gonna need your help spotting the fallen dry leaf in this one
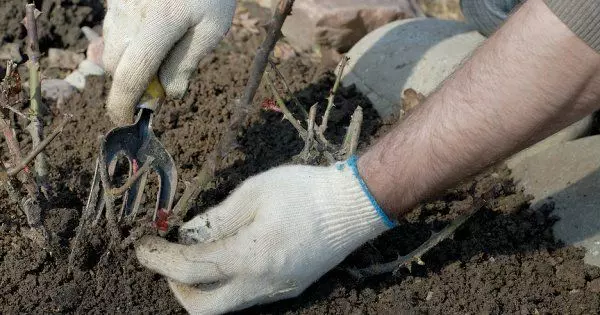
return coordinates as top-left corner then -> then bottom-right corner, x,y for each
402,88 -> 425,112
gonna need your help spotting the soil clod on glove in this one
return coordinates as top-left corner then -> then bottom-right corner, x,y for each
102,0 -> 236,125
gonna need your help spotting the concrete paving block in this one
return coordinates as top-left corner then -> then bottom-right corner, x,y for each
506,116 -> 593,169
340,18 -> 484,119
508,135 -> 600,267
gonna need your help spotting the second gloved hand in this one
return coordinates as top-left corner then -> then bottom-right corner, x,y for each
135,157 -> 396,314
103,0 -> 236,125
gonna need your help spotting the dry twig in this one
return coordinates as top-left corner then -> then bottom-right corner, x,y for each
264,74 -> 307,139
2,102 -> 28,120
107,157 -> 155,196
268,60 -> 308,119
347,213 -> 475,279
299,104 -> 317,162
318,56 -> 349,138
265,54 -> 356,164
7,115 -> 72,177
340,106 -> 363,159
0,112 -> 38,197
347,191 -> 492,279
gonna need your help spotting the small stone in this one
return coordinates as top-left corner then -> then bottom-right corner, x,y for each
64,70 -> 86,91
0,43 -> 22,62
587,278 -> 600,293
425,291 -> 433,301
86,38 -> 104,68
78,59 -> 104,76
273,42 -> 297,61
41,79 -> 75,101
48,48 -> 85,70
81,26 -> 101,41
82,27 -> 104,67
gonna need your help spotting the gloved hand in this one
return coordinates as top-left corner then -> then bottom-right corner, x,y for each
102,0 -> 236,125
135,157 -> 396,314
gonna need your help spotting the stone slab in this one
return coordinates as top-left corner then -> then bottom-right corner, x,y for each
273,0 -> 420,52
508,135 -> 600,267
340,18 -> 484,119
506,116 -> 593,168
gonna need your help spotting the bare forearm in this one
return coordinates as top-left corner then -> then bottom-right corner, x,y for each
359,0 -> 600,218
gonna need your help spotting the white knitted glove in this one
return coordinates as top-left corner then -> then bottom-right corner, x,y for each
102,0 -> 236,125
135,157 -> 396,314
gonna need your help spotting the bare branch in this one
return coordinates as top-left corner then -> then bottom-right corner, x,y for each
236,0 -> 295,112
299,104 -> 317,162
347,196 -> 489,279
209,0 -> 296,171
170,166 -> 212,225
319,55 -> 349,136
264,73 -> 307,139
0,111 -> 38,197
2,102 -> 29,120
7,115 -> 72,177
24,3 -> 49,188
107,157 -> 154,196
341,106 -> 363,159
98,147 -> 122,242
268,60 -> 309,119
170,0 -> 296,225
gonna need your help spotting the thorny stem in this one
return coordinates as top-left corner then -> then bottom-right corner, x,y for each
268,60 -> 309,120
341,106 -> 363,159
0,62 -> 38,197
319,56 -> 349,136
209,0 -> 296,172
347,212 -> 475,279
171,167 -> 211,224
2,102 -> 29,120
24,3 -> 49,190
98,153 -> 122,243
0,51 -> 49,247
170,0 -> 296,225
68,159 -> 102,273
264,74 -> 307,139
347,191 -> 493,279
299,104 -> 317,162
0,112 -> 38,197
236,0 -> 295,113
7,115 -> 72,177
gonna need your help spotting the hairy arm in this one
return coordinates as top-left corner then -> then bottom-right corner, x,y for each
359,0 -> 600,218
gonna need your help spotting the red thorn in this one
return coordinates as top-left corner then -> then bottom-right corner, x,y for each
261,98 -> 282,113
132,159 -> 139,174
153,208 -> 169,232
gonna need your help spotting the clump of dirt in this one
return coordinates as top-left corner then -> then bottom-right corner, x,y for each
0,2 -> 599,314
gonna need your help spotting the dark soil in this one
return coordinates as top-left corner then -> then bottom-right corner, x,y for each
1,1 -> 599,314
